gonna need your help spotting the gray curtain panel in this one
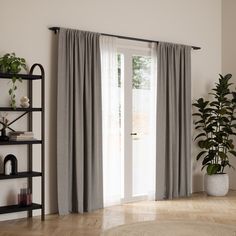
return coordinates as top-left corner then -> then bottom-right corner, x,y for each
57,28 -> 103,214
156,42 -> 191,200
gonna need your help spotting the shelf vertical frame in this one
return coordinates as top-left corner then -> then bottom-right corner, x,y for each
27,73 -> 33,218
29,64 -> 45,221
41,66 -> 45,221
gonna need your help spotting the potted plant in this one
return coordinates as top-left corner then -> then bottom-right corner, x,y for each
193,74 -> 236,196
0,53 -> 27,109
0,113 -> 9,141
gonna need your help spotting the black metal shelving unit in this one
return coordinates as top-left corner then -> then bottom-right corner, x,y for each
0,64 -> 45,221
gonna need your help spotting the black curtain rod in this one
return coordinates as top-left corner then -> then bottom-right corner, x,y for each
49,27 -> 201,50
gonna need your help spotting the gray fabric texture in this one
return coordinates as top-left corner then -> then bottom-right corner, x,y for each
57,28 -> 103,214
156,42 -> 191,200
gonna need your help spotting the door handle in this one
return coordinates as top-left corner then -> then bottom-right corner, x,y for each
130,133 -> 137,135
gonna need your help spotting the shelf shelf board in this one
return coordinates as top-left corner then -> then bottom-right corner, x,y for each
0,107 -> 42,112
0,140 -> 42,145
0,73 -> 42,80
0,203 -> 42,214
0,171 -> 42,180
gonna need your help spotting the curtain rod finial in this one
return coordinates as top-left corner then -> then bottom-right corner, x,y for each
192,46 -> 201,50
49,27 -> 60,34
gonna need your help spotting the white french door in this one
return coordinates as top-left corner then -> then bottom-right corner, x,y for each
102,39 -> 156,206
119,42 -> 156,203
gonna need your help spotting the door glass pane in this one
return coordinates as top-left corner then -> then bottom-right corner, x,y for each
132,55 -> 155,197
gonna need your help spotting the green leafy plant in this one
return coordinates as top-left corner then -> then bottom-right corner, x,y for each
0,53 -> 27,109
193,74 -> 236,175
0,113 -> 9,129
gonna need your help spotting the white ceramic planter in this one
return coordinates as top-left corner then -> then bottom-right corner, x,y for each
204,173 -> 229,196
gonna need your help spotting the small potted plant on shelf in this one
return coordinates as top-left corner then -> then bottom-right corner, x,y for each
0,113 -> 9,141
193,74 -> 236,196
0,53 -> 27,109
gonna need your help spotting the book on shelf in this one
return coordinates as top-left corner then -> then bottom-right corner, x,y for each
8,131 -> 35,141
10,136 -> 36,141
8,131 -> 34,136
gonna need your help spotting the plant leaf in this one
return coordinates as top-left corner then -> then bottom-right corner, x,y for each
229,150 -> 236,157
201,164 -> 209,171
12,77 -> 17,83
195,120 -> 204,125
202,155 -> 214,165
196,151 -> 207,160
198,140 -> 206,149
207,164 -> 221,175
194,133 -> 206,141
195,125 -> 204,130
192,113 -> 202,117
218,152 -> 228,160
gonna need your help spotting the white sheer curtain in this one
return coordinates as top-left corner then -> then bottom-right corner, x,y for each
148,42 -> 157,200
100,36 -> 122,206
132,43 -> 157,201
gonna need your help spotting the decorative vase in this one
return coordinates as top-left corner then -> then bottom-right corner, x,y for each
0,128 -> 9,141
4,154 -> 18,175
204,173 -> 229,196
20,96 -> 30,108
18,188 -> 32,206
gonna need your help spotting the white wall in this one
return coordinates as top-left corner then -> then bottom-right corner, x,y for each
222,0 -> 236,190
0,0 -> 222,220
